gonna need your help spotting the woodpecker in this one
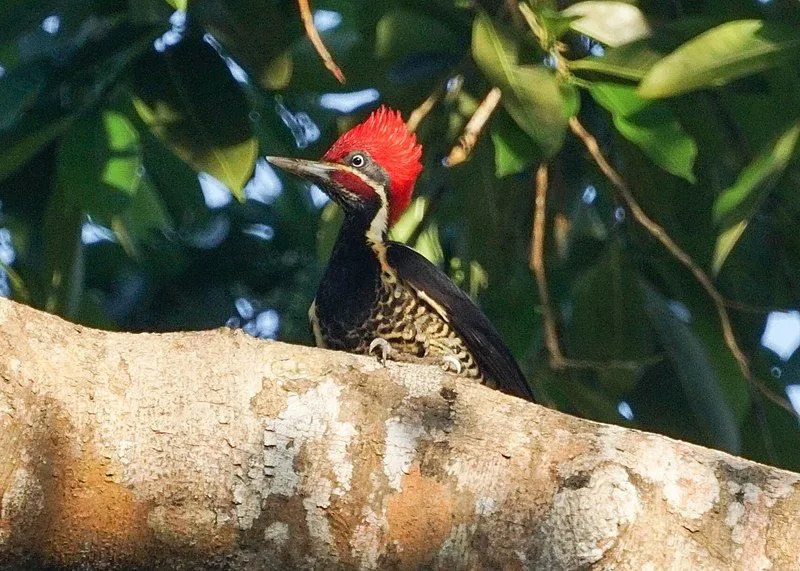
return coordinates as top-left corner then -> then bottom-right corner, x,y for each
267,106 -> 535,402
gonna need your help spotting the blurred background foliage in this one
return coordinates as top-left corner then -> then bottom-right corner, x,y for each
1,0 -> 799,469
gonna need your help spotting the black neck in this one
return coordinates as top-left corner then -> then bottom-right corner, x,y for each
315,208 -> 383,347
330,202 -> 384,256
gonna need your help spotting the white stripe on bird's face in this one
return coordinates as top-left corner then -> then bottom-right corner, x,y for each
365,183 -> 389,247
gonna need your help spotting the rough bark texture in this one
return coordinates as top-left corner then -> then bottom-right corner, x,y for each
0,297 -> 798,570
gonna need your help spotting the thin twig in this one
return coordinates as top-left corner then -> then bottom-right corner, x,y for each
568,116 -> 797,418
403,72 -> 466,244
529,164 -> 663,372
407,86 -> 444,133
723,298 -> 794,315
530,164 -> 565,368
444,87 -> 502,167
297,0 -> 345,84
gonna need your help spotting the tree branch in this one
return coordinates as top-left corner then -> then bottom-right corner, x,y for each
444,87 -> 502,167
568,117 -> 797,418
0,297 -> 798,569
529,164 -> 663,372
297,0 -> 345,84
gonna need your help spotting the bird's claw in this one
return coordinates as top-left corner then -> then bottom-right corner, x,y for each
441,354 -> 462,374
369,337 -> 392,366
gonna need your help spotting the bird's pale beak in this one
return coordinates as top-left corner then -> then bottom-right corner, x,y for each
265,156 -> 340,186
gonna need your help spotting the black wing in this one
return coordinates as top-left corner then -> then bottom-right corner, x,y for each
387,242 -> 535,402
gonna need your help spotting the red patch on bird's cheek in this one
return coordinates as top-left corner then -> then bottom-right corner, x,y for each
330,171 -> 377,200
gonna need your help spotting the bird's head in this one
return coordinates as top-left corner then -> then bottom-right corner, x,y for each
267,106 -> 423,239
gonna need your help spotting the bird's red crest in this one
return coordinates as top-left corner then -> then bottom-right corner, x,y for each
323,106 -> 423,224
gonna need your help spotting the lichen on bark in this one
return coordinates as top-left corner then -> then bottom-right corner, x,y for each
0,297 -> 798,569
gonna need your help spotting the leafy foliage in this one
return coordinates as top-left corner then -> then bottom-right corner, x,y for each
1,0 -> 799,470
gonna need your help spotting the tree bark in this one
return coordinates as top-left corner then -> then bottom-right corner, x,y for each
0,297 -> 798,570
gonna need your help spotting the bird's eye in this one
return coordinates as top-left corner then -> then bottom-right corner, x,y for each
349,154 -> 365,168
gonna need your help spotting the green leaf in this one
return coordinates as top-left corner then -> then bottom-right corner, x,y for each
569,242 -> 656,368
0,116 -> 73,182
43,109 -> 175,315
640,280 -> 741,453
568,19 -> 719,82
0,66 -> 45,131
104,112 -> 173,255
489,110 -> 539,177
102,111 -> 141,195
711,123 -> 800,275
0,0 -> 54,48
0,23 -> 156,183
569,40 -> 662,81
590,82 -> 698,182
471,12 -> 567,157
113,176 -> 173,258
139,131 -> 208,227
0,261 -> 29,301
375,8 -> 461,60
536,7 -> 580,41
693,312 -> 751,423
639,20 -> 800,99
45,122 -> 90,318
560,374 -> 630,424
130,36 -> 258,200
389,197 -> 444,266
711,222 -> 748,278
315,202 -> 342,263
742,349 -> 800,471
563,1 -> 650,47
191,0 -> 298,90
166,0 -> 188,11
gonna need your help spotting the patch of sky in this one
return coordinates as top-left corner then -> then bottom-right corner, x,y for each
154,11 -> 186,52
0,228 -> 15,265
0,225 -> 15,297
275,98 -> 320,149
81,219 -> 116,245
580,35 -> 605,57
667,300 -> 692,324
235,297 -> 254,320
0,272 -> 9,298
248,309 -> 280,339
41,14 -> 60,35
225,57 -> 249,84
582,185 -> 597,204
244,159 -> 283,204
313,10 -> 342,32
198,172 -> 233,208
786,385 -> 800,417
617,401 -> 634,420
201,33 -> 249,83
230,301 -> 280,339
319,89 -> 380,113
446,75 -> 463,94
242,223 -> 275,241
761,310 -> 800,361
309,185 -> 330,208
184,214 -> 230,249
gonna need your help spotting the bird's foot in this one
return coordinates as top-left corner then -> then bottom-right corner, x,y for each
369,337 -> 393,366
441,354 -> 462,375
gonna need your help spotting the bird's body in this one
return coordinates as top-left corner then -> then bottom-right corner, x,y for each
311,219 -> 482,380
267,107 -> 534,402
